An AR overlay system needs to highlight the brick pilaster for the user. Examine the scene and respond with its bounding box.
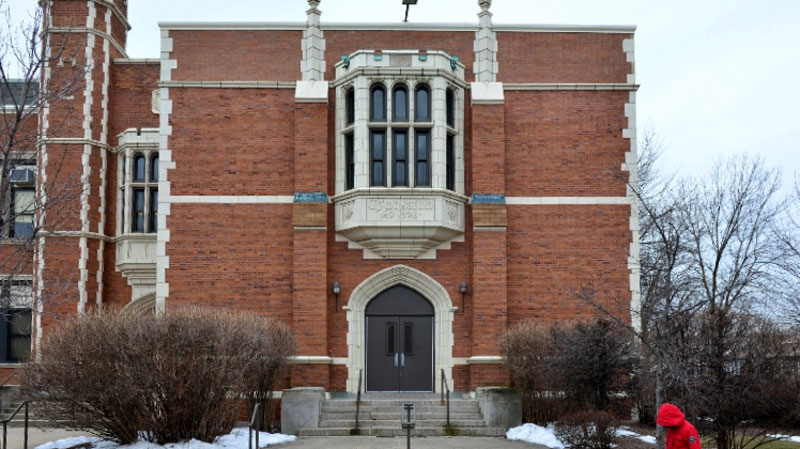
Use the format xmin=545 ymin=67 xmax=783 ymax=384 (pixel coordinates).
xmin=470 ymin=100 xmax=507 ymax=357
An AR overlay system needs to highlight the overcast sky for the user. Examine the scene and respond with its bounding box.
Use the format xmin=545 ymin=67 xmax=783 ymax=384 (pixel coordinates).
xmin=8 ymin=0 xmax=800 ymax=192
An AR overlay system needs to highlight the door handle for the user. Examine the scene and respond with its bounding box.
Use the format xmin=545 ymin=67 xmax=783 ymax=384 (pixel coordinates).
xmin=394 ymin=353 xmax=399 ymax=367
xmin=400 ymin=353 xmax=405 ymax=367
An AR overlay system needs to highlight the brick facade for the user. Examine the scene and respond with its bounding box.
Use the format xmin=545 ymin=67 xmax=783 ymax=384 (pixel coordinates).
xmin=30 ymin=0 xmax=639 ymax=393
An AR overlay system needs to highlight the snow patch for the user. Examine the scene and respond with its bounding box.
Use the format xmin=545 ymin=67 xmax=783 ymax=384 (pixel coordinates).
xmin=617 ymin=427 xmax=657 ymax=444
xmin=768 ymin=434 xmax=800 ymax=444
xmin=506 ymin=423 xmax=565 ymax=448
xmin=36 ymin=428 xmax=296 ymax=449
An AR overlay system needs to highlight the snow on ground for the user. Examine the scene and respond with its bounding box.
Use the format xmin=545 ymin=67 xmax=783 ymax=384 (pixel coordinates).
xmin=506 ymin=423 xmax=659 ymax=447
xmin=506 ymin=423 xmax=565 ymax=448
xmin=617 ymin=428 xmax=657 ymax=444
xmin=35 ymin=428 xmax=296 ymax=449
xmin=768 ymin=434 xmax=800 ymax=444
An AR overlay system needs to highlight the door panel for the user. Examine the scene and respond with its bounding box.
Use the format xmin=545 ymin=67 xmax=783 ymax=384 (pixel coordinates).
xmin=366 ymin=315 xmax=433 ymax=392
xmin=366 ymin=316 xmax=400 ymax=391
xmin=399 ymin=316 xmax=433 ymax=391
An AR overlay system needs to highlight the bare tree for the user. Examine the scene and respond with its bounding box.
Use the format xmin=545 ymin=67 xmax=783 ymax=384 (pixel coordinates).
xmin=0 ymin=0 xmax=84 ymax=320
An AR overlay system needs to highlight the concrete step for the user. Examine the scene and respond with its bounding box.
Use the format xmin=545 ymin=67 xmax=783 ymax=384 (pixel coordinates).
xmin=321 ymin=404 xmax=480 ymax=414
xmin=323 ymin=398 xmax=476 ymax=407
xmin=319 ymin=418 xmax=488 ymax=428
xmin=298 ymin=426 xmax=506 ymax=437
xmin=320 ymin=411 xmax=483 ymax=421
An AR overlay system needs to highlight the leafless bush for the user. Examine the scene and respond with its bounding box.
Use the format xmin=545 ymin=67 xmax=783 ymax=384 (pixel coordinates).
xmin=500 ymin=321 xmax=563 ymax=424
xmin=554 ymin=410 xmax=619 ymax=449
xmin=549 ymin=318 xmax=634 ymax=415
xmin=19 ymin=308 xmax=295 ymax=445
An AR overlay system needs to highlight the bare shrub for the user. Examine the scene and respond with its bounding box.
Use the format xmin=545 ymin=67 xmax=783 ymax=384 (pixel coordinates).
xmin=20 ymin=308 xmax=295 ymax=445
xmin=549 ymin=318 xmax=634 ymax=414
xmin=554 ymin=410 xmax=619 ymax=449
xmin=500 ymin=321 xmax=562 ymax=424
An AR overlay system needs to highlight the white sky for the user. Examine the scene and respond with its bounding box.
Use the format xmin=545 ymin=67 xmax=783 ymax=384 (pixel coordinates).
xmin=8 ymin=0 xmax=800 ymax=190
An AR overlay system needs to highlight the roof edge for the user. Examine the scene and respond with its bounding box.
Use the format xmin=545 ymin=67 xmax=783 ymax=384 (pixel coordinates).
xmin=158 ymin=21 xmax=636 ymax=33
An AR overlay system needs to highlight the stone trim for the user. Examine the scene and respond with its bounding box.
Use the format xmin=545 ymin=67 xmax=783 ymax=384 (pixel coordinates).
xmin=158 ymin=81 xmax=296 ymax=89
xmin=77 ymin=2 xmax=98 ymax=314
xmin=503 ymin=83 xmax=639 ymax=91
xmin=41 ymin=231 xmax=113 ymax=242
xmin=160 ymin=22 xmax=636 ymax=34
xmin=290 ymin=356 xmax=334 ymax=364
xmin=113 ymin=58 xmax=160 ymax=65
xmin=344 ymin=264 xmax=456 ymax=393
xmin=156 ymin=29 xmax=177 ymax=315
xmin=96 ymin=6 xmax=113 ymax=307
xmin=300 ymin=0 xmax=326 ymax=82
xmin=622 ymin=35 xmax=642 ymax=335
xmin=474 ymin=0 xmax=498 ymax=83
xmin=45 ymin=27 xmax=127 ymax=59
xmin=466 ymin=355 xmax=504 ymax=364
xmin=37 ymin=138 xmax=114 ymax=152
xmin=505 ymin=196 xmax=632 ymax=205
xmin=121 ymin=293 xmax=156 ymax=316
xmin=471 ymin=82 xmax=504 ymax=104
xmin=295 ymin=81 xmax=329 ymax=102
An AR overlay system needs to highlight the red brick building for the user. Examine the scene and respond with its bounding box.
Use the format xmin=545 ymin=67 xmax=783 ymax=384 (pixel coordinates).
xmin=18 ymin=0 xmax=641 ymax=393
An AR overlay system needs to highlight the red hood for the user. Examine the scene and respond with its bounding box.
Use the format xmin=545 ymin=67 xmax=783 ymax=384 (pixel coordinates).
xmin=657 ymin=403 xmax=686 ymax=427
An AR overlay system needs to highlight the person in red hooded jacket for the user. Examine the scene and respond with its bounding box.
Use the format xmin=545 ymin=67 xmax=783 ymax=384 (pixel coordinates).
xmin=657 ymin=403 xmax=702 ymax=449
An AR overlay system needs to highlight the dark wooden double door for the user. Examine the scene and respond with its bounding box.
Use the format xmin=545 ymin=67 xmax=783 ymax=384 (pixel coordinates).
xmin=366 ymin=286 xmax=434 ymax=392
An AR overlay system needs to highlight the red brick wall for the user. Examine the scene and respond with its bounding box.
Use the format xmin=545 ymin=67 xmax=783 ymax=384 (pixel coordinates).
xmin=167 ymin=89 xmax=295 ymax=196
xmin=168 ymin=30 xmax=303 ymax=82
xmin=505 ymin=91 xmax=629 ymax=197
xmin=497 ymin=32 xmax=632 ymax=83
xmin=108 ymin=62 xmax=159 ymax=145
xmin=164 ymin=203 xmax=294 ymax=323
xmin=506 ymin=205 xmax=632 ymax=325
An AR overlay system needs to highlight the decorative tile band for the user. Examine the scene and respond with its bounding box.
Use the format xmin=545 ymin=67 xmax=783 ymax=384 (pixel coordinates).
xmin=294 ymin=192 xmax=329 ymax=203
xmin=472 ymin=193 xmax=506 ymax=204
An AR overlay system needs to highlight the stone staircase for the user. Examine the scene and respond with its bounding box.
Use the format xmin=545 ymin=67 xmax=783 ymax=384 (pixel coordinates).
xmin=297 ymin=393 xmax=506 ymax=437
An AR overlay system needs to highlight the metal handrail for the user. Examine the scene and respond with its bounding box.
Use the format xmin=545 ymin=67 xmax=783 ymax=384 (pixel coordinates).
xmin=248 ymin=403 xmax=261 ymax=449
xmin=440 ymin=369 xmax=450 ymax=428
xmin=353 ymin=369 xmax=363 ymax=434
xmin=1 ymin=401 xmax=28 ymax=449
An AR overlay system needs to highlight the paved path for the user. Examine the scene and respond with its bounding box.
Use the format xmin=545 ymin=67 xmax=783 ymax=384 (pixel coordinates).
xmin=19 ymin=427 xmax=545 ymax=449
xmin=6 ymin=427 xmax=89 ymax=448
xmin=283 ymin=436 xmax=542 ymax=448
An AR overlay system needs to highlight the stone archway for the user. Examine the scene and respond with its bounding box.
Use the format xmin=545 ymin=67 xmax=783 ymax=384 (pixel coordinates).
xmin=121 ymin=293 xmax=156 ymax=316
xmin=344 ymin=264 xmax=456 ymax=393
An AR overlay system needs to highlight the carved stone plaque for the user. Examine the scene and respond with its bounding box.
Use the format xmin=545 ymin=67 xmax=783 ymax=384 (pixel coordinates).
xmin=366 ymin=199 xmax=434 ymax=221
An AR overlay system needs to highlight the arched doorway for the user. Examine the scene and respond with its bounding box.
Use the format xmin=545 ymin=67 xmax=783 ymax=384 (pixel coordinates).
xmin=366 ymin=285 xmax=434 ymax=392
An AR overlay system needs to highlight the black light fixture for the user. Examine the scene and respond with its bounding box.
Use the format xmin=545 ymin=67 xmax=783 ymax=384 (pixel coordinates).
xmin=459 ymin=282 xmax=468 ymax=313
xmin=403 ymin=0 xmax=418 ymax=22
xmin=333 ymin=282 xmax=341 ymax=308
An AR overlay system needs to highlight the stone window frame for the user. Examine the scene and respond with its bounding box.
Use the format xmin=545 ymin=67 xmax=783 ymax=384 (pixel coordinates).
xmin=0 ymin=158 xmax=36 ymax=240
xmin=334 ymin=53 xmax=467 ymax=196
xmin=119 ymin=148 xmax=159 ymax=234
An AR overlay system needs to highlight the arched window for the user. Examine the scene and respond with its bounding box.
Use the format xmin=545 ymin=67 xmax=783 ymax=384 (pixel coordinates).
xmin=127 ymin=151 xmax=158 ymax=233
xmin=133 ymin=154 xmax=146 ymax=182
xmin=393 ymin=85 xmax=408 ymax=121
xmin=414 ymin=84 xmax=431 ymax=122
xmin=150 ymin=153 xmax=159 ymax=182
xmin=370 ymin=84 xmax=386 ymax=122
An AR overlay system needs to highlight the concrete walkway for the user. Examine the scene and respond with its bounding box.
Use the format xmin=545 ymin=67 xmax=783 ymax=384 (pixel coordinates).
xmin=283 ymin=435 xmax=543 ymax=448
xmin=5 ymin=427 xmax=89 ymax=448
xmin=18 ymin=427 xmax=545 ymax=449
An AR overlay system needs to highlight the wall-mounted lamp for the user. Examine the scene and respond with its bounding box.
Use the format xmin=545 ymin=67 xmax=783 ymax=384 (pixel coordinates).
xmin=333 ymin=282 xmax=341 ymax=308
xmin=459 ymin=282 xmax=468 ymax=313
